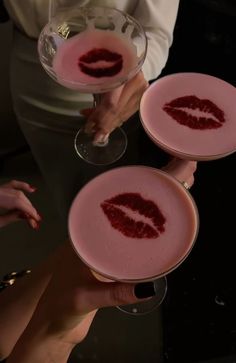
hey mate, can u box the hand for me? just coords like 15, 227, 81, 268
31, 244, 154, 345
9, 244, 155, 362
162, 158, 197, 189
0, 180, 41, 229
82, 71, 149, 144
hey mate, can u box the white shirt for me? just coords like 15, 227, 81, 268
4, 0, 179, 81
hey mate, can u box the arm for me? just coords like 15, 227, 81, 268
133, 0, 180, 81
83, 0, 180, 141
0, 244, 64, 360
6, 244, 154, 363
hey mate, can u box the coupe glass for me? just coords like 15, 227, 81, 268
68, 166, 199, 315
38, 4, 147, 165
139, 72, 236, 161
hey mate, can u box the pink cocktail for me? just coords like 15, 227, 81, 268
68, 166, 199, 283
53, 28, 138, 91
38, 6, 147, 165
140, 73, 236, 160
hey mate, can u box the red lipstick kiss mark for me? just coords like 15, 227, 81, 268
101, 193, 166, 239
78, 48, 123, 78
163, 95, 225, 129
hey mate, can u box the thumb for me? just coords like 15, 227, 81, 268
90, 281, 156, 310
0, 211, 21, 228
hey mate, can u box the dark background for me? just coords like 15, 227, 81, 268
159, 1, 236, 362
0, 1, 236, 362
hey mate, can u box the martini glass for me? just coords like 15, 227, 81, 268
139, 72, 236, 161
68, 165, 199, 315
38, 5, 147, 165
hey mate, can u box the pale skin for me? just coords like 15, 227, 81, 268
162, 158, 197, 188
82, 71, 149, 144
0, 180, 41, 229
0, 161, 197, 362
81, 71, 197, 189
5, 243, 145, 363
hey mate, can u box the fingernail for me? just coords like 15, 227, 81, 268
32, 221, 40, 230
134, 282, 156, 299
30, 185, 37, 192
37, 213, 43, 221
93, 133, 109, 147
28, 219, 40, 230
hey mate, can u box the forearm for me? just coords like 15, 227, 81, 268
6, 329, 72, 363
133, 0, 180, 81
0, 243, 66, 359
6, 278, 76, 363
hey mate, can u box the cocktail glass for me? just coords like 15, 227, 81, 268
139, 72, 236, 161
68, 165, 199, 315
38, 5, 147, 165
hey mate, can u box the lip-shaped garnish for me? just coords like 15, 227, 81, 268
101, 192, 166, 239
78, 48, 123, 78
163, 95, 225, 129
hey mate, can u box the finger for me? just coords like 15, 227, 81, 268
161, 158, 197, 185
85, 109, 115, 135
117, 71, 149, 109
83, 88, 122, 134
85, 86, 124, 135
83, 109, 104, 134
0, 211, 23, 228
6, 180, 37, 193
84, 119, 97, 134
13, 193, 41, 222
161, 157, 179, 170
0, 189, 41, 221
85, 73, 147, 136
99, 84, 124, 108
19, 212, 40, 230
0, 211, 40, 230
81, 281, 156, 312
93, 131, 110, 146
89, 103, 123, 136
188, 161, 197, 173
28, 218, 40, 230
184, 176, 195, 189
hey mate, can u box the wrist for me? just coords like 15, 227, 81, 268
7, 322, 74, 363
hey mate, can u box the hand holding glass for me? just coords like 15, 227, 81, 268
68, 166, 199, 315
38, 5, 147, 165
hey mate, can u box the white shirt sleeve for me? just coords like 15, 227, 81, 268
132, 0, 180, 82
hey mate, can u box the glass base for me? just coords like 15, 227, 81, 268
74, 127, 127, 166
116, 276, 167, 315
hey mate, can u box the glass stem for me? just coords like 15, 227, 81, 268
93, 93, 102, 108
92, 94, 109, 147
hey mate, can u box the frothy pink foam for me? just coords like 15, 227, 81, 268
53, 29, 137, 89
68, 166, 198, 281
140, 73, 236, 160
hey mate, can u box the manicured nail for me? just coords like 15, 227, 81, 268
32, 221, 40, 230
37, 213, 43, 221
93, 133, 109, 147
134, 282, 156, 299
27, 218, 40, 230
30, 185, 37, 192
